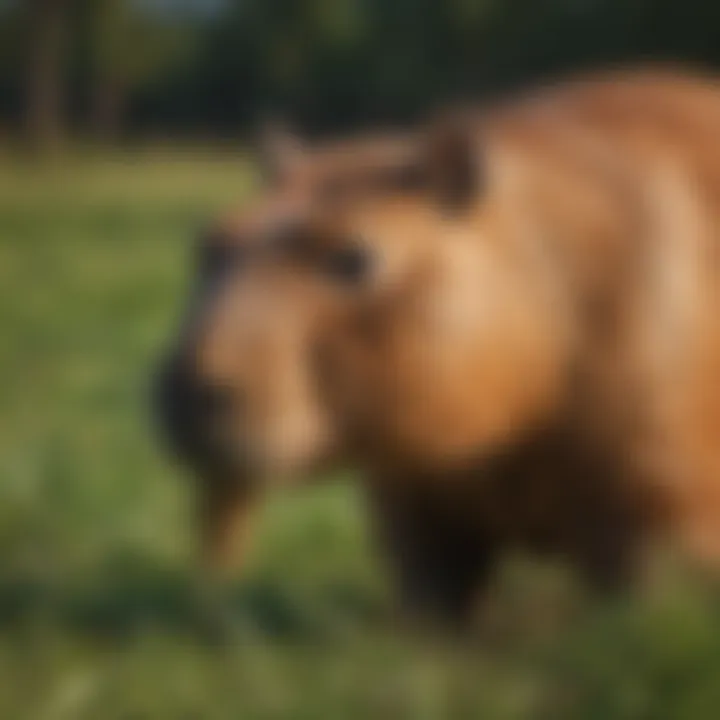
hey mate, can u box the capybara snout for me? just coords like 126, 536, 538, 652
155, 349, 241, 473
154, 227, 266, 481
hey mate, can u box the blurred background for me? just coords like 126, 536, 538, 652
6, 0, 720, 148
2, 1, 720, 718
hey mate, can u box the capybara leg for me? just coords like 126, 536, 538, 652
371, 488, 496, 626
573, 522, 643, 596
401, 535, 496, 628
196, 477, 256, 577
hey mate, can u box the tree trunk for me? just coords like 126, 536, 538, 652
24, 0, 70, 154
90, 75, 125, 143
85, 0, 127, 143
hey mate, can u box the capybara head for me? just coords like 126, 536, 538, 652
154, 173, 350, 569
155, 196, 340, 486
157, 119, 574, 491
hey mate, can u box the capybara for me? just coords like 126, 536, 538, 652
157, 66, 720, 623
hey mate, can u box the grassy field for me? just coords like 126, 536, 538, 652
1, 150, 720, 719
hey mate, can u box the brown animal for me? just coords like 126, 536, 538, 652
157, 66, 720, 623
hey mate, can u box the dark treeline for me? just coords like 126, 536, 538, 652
2, 0, 720, 149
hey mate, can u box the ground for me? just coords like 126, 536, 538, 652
0, 148, 719, 719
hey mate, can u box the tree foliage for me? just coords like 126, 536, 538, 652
3, 0, 720, 146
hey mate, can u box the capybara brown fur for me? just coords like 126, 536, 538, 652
157, 66, 720, 623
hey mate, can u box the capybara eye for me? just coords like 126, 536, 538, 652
324, 241, 373, 284
389, 161, 426, 193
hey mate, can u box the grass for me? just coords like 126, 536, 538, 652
1, 149, 720, 719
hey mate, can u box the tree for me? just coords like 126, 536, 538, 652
24, 0, 71, 152
82, 0, 197, 141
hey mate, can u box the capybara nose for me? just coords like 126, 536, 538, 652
194, 379, 235, 420
154, 357, 235, 466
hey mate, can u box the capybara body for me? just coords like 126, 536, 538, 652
158, 67, 720, 623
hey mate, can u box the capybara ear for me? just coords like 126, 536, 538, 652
256, 120, 306, 186
424, 111, 482, 213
